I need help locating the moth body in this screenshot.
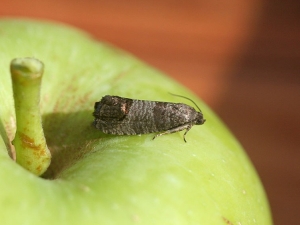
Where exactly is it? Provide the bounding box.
[93,95,205,142]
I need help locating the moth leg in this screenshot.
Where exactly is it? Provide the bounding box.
[152,124,192,142]
[182,124,192,143]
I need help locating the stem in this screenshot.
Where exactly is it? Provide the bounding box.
[11,58,51,176]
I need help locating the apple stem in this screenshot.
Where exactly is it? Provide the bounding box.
[10,58,51,176]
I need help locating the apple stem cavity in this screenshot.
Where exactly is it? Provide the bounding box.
[10,58,51,176]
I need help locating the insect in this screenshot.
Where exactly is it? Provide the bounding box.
[93,95,206,142]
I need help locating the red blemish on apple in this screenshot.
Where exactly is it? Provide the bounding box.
[112,71,130,83]
[53,97,70,113]
[66,84,78,92]
[19,132,43,153]
[52,87,92,113]
[222,217,234,225]
[78,92,92,105]
[36,165,42,173]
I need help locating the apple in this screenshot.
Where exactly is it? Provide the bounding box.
[0,19,272,224]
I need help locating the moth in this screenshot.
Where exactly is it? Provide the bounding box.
[93,95,206,142]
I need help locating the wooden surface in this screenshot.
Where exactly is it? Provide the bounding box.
[1,0,299,224]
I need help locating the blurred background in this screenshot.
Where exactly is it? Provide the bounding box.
[1,0,299,224]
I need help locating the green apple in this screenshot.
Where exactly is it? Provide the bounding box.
[0,19,272,224]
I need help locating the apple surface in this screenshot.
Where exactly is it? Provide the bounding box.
[0,19,272,224]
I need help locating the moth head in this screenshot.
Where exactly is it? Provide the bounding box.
[196,112,206,125]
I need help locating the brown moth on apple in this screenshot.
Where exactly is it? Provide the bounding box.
[93,95,206,142]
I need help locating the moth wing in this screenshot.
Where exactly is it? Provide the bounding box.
[96,96,133,121]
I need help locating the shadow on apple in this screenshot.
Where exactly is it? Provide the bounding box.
[42,110,153,178]
[42,110,107,178]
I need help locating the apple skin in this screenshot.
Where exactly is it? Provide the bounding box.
[0,19,272,224]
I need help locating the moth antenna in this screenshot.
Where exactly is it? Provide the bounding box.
[169,93,202,112]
